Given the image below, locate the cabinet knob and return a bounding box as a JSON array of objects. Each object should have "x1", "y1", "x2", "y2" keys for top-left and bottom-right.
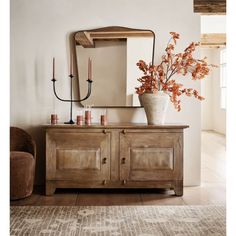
[
  {"x1": 103, "y1": 158, "x2": 107, "y2": 164},
  {"x1": 121, "y1": 157, "x2": 126, "y2": 164},
  {"x1": 122, "y1": 180, "x2": 127, "y2": 185},
  {"x1": 122, "y1": 129, "x2": 126, "y2": 134},
  {"x1": 103, "y1": 180, "x2": 107, "y2": 185},
  {"x1": 103, "y1": 129, "x2": 107, "y2": 134}
]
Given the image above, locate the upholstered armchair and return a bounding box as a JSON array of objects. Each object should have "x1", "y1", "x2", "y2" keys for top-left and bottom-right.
[{"x1": 10, "y1": 127, "x2": 36, "y2": 200}]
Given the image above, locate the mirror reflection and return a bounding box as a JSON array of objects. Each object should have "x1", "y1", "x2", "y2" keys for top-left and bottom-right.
[{"x1": 74, "y1": 26, "x2": 155, "y2": 107}]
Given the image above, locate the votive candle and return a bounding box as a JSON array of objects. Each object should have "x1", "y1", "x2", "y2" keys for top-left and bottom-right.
[
  {"x1": 76, "y1": 115, "x2": 83, "y2": 126},
  {"x1": 51, "y1": 114, "x2": 58, "y2": 125},
  {"x1": 100, "y1": 115, "x2": 107, "y2": 126},
  {"x1": 85, "y1": 110, "x2": 91, "y2": 125}
]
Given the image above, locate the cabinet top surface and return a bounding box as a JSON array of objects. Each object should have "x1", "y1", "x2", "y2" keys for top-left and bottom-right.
[{"x1": 44, "y1": 123, "x2": 189, "y2": 129}]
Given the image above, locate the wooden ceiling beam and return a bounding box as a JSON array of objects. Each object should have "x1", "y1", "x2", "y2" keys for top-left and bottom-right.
[
  {"x1": 194, "y1": 0, "x2": 226, "y2": 14},
  {"x1": 201, "y1": 33, "x2": 226, "y2": 47}
]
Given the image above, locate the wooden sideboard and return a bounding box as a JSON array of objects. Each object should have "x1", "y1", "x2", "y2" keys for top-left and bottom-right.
[{"x1": 45, "y1": 124, "x2": 189, "y2": 196}]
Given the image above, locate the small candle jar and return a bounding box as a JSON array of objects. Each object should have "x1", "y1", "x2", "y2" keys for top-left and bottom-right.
[
  {"x1": 100, "y1": 109, "x2": 107, "y2": 126},
  {"x1": 51, "y1": 114, "x2": 58, "y2": 125},
  {"x1": 85, "y1": 110, "x2": 91, "y2": 125},
  {"x1": 100, "y1": 115, "x2": 107, "y2": 126},
  {"x1": 76, "y1": 115, "x2": 83, "y2": 126}
]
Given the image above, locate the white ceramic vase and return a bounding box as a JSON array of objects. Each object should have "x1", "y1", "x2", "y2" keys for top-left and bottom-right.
[{"x1": 139, "y1": 91, "x2": 169, "y2": 125}]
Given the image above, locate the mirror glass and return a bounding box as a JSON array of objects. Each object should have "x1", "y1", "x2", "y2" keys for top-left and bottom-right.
[{"x1": 74, "y1": 26, "x2": 155, "y2": 107}]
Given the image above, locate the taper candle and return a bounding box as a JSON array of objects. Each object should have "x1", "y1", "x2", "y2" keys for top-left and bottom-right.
[
  {"x1": 88, "y1": 57, "x2": 90, "y2": 80},
  {"x1": 90, "y1": 58, "x2": 92, "y2": 80},
  {"x1": 70, "y1": 53, "x2": 73, "y2": 75},
  {"x1": 88, "y1": 57, "x2": 92, "y2": 81},
  {"x1": 53, "y1": 57, "x2": 55, "y2": 79}
]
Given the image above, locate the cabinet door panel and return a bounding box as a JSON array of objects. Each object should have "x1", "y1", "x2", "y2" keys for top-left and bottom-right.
[
  {"x1": 46, "y1": 131, "x2": 110, "y2": 181},
  {"x1": 56, "y1": 148, "x2": 101, "y2": 170},
  {"x1": 130, "y1": 147, "x2": 173, "y2": 170},
  {"x1": 120, "y1": 131, "x2": 182, "y2": 181}
]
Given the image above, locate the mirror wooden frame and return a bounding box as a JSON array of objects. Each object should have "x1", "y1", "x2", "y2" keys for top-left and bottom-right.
[{"x1": 72, "y1": 26, "x2": 156, "y2": 108}]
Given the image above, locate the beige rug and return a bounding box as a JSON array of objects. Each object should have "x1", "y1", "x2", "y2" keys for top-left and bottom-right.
[{"x1": 10, "y1": 205, "x2": 225, "y2": 236}]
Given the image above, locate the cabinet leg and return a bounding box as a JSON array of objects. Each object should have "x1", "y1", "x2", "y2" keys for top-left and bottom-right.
[
  {"x1": 45, "y1": 181, "x2": 56, "y2": 196},
  {"x1": 174, "y1": 180, "x2": 183, "y2": 196}
]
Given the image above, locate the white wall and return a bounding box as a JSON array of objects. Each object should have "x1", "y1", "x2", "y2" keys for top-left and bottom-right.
[
  {"x1": 201, "y1": 49, "x2": 214, "y2": 130},
  {"x1": 212, "y1": 49, "x2": 226, "y2": 134},
  {"x1": 201, "y1": 48, "x2": 226, "y2": 135},
  {"x1": 11, "y1": 0, "x2": 201, "y2": 186},
  {"x1": 201, "y1": 15, "x2": 226, "y2": 34}
]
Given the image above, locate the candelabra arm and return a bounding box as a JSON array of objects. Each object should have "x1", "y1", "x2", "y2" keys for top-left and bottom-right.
[
  {"x1": 52, "y1": 79, "x2": 93, "y2": 103},
  {"x1": 75, "y1": 79, "x2": 93, "y2": 102},
  {"x1": 52, "y1": 79, "x2": 71, "y2": 102}
]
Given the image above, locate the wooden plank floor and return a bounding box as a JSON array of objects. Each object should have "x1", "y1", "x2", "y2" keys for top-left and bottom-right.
[{"x1": 10, "y1": 131, "x2": 226, "y2": 206}]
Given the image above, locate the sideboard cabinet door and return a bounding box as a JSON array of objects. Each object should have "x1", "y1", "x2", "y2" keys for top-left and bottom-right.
[
  {"x1": 120, "y1": 131, "x2": 183, "y2": 182},
  {"x1": 46, "y1": 130, "x2": 110, "y2": 182}
]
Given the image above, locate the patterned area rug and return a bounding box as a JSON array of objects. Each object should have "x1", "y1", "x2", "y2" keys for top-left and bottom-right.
[{"x1": 10, "y1": 205, "x2": 225, "y2": 236}]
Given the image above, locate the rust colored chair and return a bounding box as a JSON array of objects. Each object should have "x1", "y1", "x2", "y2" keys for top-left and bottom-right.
[{"x1": 10, "y1": 127, "x2": 36, "y2": 200}]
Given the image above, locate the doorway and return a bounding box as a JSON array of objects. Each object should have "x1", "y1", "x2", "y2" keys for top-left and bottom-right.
[{"x1": 200, "y1": 15, "x2": 226, "y2": 189}]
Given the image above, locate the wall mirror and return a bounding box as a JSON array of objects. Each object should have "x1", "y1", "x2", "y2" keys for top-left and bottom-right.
[{"x1": 73, "y1": 26, "x2": 155, "y2": 107}]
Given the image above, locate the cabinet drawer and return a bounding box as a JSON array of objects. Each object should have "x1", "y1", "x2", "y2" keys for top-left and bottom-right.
[
  {"x1": 46, "y1": 131, "x2": 110, "y2": 181},
  {"x1": 120, "y1": 131, "x2": 183, "y2": 181}
]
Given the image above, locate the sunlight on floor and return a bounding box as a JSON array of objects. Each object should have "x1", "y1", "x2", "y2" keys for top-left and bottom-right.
[
  {"x1": 180, "y1": 131, "x2": 226, "y2": 205},
  {"x1": 201, "y1": 131, "x2": 226, "y2": 184}
]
